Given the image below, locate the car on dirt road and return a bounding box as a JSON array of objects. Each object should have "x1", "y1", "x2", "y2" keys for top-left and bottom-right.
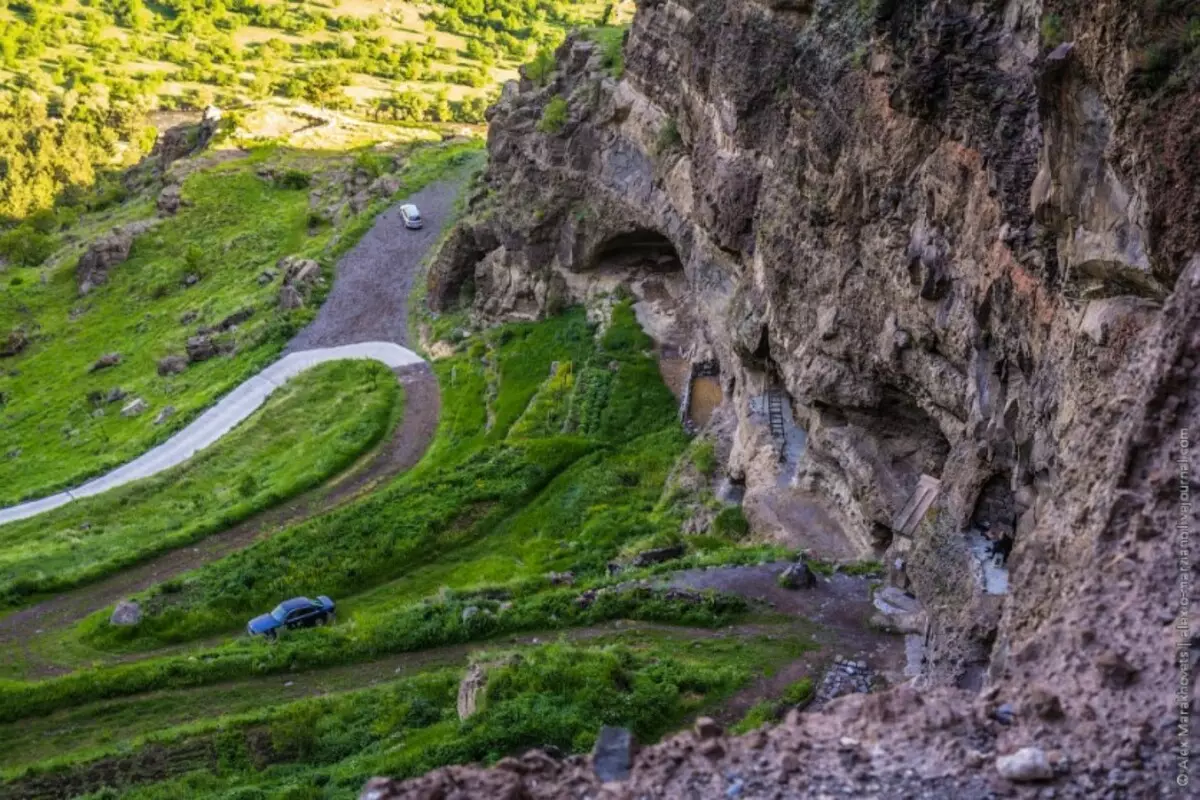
[
  {"x1": 247, "y1": 596, "x2": 335, "y2": 639},
  {"x1": 400, "y1": 203, "x2": 423, "y2": 229}
]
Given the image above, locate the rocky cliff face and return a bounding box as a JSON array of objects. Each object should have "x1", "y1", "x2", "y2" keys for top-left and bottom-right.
[{"x1": 425, "y1": 0, "x2": 1198, "y2": 790}]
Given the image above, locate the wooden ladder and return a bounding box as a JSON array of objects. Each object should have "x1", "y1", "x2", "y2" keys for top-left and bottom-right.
[{"x1": 766, "y1": 388, "x2": 787, "y2": 460}]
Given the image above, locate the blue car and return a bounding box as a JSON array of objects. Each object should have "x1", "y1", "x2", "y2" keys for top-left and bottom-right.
[{"x1": 247, "y1": 596, "x2": 335, "y2": 639}]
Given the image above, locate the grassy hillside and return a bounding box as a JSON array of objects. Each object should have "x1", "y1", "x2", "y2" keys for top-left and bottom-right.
[
  {"x1": 0, "y1": 136, "x2": 478, "y2": 505},
  {"x1": 0, "y1": 358, "x2": 402, "y2": 607},
  {"x1": 0, "y1": 304, "x2": 815, "y2": 798}
]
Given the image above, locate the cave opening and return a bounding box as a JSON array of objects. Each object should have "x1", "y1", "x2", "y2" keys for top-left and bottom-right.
[
  {"x1": 965, "y1": 473, "x2": 1016, "y2": 595},
  {"x1": 590, "y1": 228, "x2": 684, "y2": 273}
]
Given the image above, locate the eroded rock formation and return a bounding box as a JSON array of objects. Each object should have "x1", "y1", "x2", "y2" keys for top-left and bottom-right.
[{"x1": 423, "y1": 0, "x2": 1199, "y2": 792}]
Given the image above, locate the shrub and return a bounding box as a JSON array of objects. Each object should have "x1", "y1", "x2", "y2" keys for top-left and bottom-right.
[
  {"x1": 655, "y1": 118, "x2": 681, "y2": 155},
  {"x1": 525, "y1": 45, "x2": 556, "y2": 85},
  {"x1": 690, "y1": 439, "x2": 717, "y2": 477},
  {"x1": 1040, "y1": 13, "x2": 1063, "y2": 47},
  {"x1": 0, "y1": 226, "x2": 55, "y2": 266},
  {"x1": 536, "y1": 96, "x2": 568, "y2": 134},
  {"x1": 277, "y1": 170, "x2": 312, "y2": 190},
  {"x1": 711, "y1": 506, "x2": 749, "y2": 541}
]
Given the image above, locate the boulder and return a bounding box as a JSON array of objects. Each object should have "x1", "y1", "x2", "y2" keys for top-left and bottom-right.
[
  {"x1": 457, "y1": 663, "x2": 487, "y2": 720},
  {"x1": 157, "y1": 184, "x2": 184, "y2": 215},
  {"x1": 104, "y1": 387, "x2": 127, "y2": 404},
  {"x1": 157, "y1": 355, "x2": 188, "y2": 376},
  {"x1": 153, "y1": 405, "x2": 176, "y2": 425},
  {"x1": 110, "y1": 600, "x2": 142, "y2": 626},
  {"x1": 216, "y1": 307, "x2": 255, "y2": 331},
  {"x1": 461, "y1": 606, "x2": 480, "y2": 622},
  {"x1": 88, "y1": 353, "x2": 121, "y2": 373},
  {"x1": 1095, "y1": 651, "x2": 1138, "y2": 688},
  {"x1": 592, "y1": 726, "x2": 635, "y2": 783},
  {"x1": 548, "y1": 571, "x2": 576, "y2": 586},
  {"x1": 1, "y1": 329, "x2": 28, "y2": 358},
  {"x1": 278, "y1": 284, "x2": 305, "y2": 310},
  {"x1": 778, "y1": 559, "x2": 817, "y2": 590},
  {"x1": 370, "y1": 175, "x2": 401, "y2": 198},
  {"x1": 995, "y1": 747, "x2": 1054, "y2": 782},
  {"x1": 121, "y1": 397, "x2": 148, "y2": 417},
  {"x1": 349, "y1": 191, "x2": 371, "y2": 214},
  {"x1": 186, "y1": 335, "x2": 217, "y2": 363},
  {"x1": 279, "y1": 256, "x2": 322, "y2": 287},
  {"x1": 630, "y1": 544, "x2": 685, "y2": 567},
  {"x1": 694, "y1": 717, "x2": 723, "y2": 739},
  {"x1": 76, "y1": 229, "x2": 135, "y2": 295}
]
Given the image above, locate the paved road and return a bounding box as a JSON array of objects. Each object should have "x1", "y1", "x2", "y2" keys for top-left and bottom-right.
[{"x1": 0, "y1": 180, "x2": 461, "y2": 527}]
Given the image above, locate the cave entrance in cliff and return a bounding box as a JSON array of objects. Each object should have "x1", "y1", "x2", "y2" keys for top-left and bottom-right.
[
  {"x1": 589, "y1": 229, "x2": 712, "y2": 422},
  {"x1": 591, "y1": 229, "x2": 683, "y2": 273},
  {"x1": 964, "y1": 473, "x2": 1015, "y2": 595}
]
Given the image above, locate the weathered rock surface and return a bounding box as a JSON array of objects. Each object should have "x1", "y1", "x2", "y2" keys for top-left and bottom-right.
[
  {"x1": 186, "y1": 335, "x2": 217, "y2": 363},
  {"x1": 413, "y1": 0, "x2": 1200, "y2": 792},
  {"x1": 76, "y1": 220, "x2": 160, "y2": 295},
  {"x1": 120, "y1": 397, "x2": 147, "y2": 417},
  {"x1": 109, "y1": 600, "x2": 141, "y2": 626},
  {"x1": 156, "y1": 355, "x2": 187, "y2": 376},
  {"x1": 156, "y1": 184, "x2": 184, "y2": 216},
  {"x1": 88, "y1": 353, "x2": 121, "y2": 373}
]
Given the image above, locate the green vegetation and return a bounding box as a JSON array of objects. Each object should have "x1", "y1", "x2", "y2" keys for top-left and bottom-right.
[
  {"x1": 1, "y1": 632, "x2": 813, "y2": 798},
  {"x1": 0, "y1": 138, "x2": 478, "y2": 507},
  {"x1": 0, "y1": 0, "x2": 630, "y2": 222},
  {"x1": 1040, "y1": 13, "x2": 1064, "y2": 47},
  {"x1": 537, "y1": 95, "x2": 569, "y2": 133},
  {"x1": 0, "y1": 289, "x2": 829, "y2": 796},
  {"x1": 587, "y1": 24, "x2": 626, "y2": 78},
  {"x1": 730, "y1": 676, "x2": 814, "y2": 734},
  {"x1": 0, "y1": 586, "x2": 747, "y2": 723},
  {"x1": 690, "y1": 438, "x2": 717, "y2": 477},
  {"x1": 655, "y1": 117, "x2": 681, "y2": 155},
  {"x1": 712, "y1": 505, "x2": 750, "y2": 541},
  {"x1": 0, "y1": 359, "x2": 401, "y2": 608},
  {"x1": 68, "y1": 302, "x2": 679, "y2": 650}
]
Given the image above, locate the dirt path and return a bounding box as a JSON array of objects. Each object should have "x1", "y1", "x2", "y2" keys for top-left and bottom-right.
[{"x1": 664, "y1": 563, "x2": 906, "y2": 726}]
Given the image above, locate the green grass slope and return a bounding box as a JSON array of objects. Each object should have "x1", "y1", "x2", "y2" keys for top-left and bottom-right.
[
  {"x1": 0, "y1": 137, "x2": 478, "y2": 506},
  {"x1": 0, "y1": 358, "x2": 401, "y2": 608}
]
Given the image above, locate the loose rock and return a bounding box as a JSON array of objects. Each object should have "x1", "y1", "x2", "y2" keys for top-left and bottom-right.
[
  {"x1": 110, "y1": 600, "x2": 142, "y2": 626},
  {"x1": 995, "y1": 747, "x2": 1054, "y2": 782}
]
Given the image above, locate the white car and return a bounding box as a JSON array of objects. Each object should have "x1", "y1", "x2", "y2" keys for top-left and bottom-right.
[{"x1": 400, "y1": 203, "x2": 423, "y2": 229}]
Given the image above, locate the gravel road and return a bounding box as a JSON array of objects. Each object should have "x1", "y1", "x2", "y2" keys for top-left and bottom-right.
[{"x1": 286, "y1": 180, "x2": 461, "y2": 350}]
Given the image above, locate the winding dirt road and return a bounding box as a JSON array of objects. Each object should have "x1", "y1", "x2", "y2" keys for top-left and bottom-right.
[{"x1": 0, "y1": 180, "x2": 463, "y2": 667}]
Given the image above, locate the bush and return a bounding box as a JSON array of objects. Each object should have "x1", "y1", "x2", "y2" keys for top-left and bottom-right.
[
  {"x1": 525, "y1": 45, "x2": 556, "y2": 85},
  {"x1": 536, "y1": 95, "x2": 569, "y2": 134},
  {"x1": 277, "y1": 170, "x2": 312, "y2": 190},
  {"x1": 690, "y1": 440, "x2": 717, "y2": 477},
  {"x1": 0, "y1": 226, "x2": 56, "y2": 267},
  {"x1": 655, "y1": 118, "x2": 681, "y2": 155},
  {"x1": 1040, "y1": 13, "x2": 1063, "y2": 47},
  {"x1": 711, "y1": 506, "x2": 749, "y2": 541}
]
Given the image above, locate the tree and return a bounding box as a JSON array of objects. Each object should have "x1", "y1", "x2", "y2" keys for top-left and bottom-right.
[
  {"x1": 525, "y1": 45, "x2": 556, "y2": 85},
  {"x1": 388, "y1": 90, "x2": 428, "y2": 122}
]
